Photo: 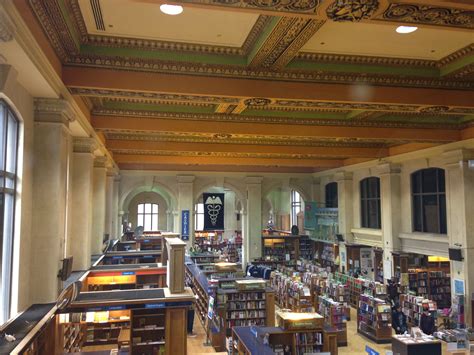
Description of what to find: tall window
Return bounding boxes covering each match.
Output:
[325,182,338,208]
[291,190,302,226]
[137,203,158,231]
[411,168,447,234]
[360,177,381,229]
[195,203,204,231]
[0,100,19,323]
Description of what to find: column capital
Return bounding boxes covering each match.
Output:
[34,98,75,124]
[0,7,15,43]
[441,149,474,167]
[177,175,195,183]
[73,137,97,154]
[94,156,108,168]
[245,176,263,185]
[375,163,401,176]
[107,166,119,177]
[334,171,353,182]
[312,177,321,184]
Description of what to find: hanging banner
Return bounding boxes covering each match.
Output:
[203,193,225,230]
[181,210,190,241]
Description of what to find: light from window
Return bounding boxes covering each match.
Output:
[195,203,204,231]
[0,100,19,323]
[137,203,158,231]
[291,190,302,226]
[360,177,381,229]
[325,182,338,208]
[411,168,446,234]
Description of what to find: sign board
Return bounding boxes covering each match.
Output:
[383,259,393,280]
[365,345,379,355]
[454,279,465,295]
[203,193,224,230]
[181,210,190,241]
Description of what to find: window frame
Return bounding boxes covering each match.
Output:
[136,203,159,231]
[360,177,381,229]
[411,168,447,234]
[0,99,20,323]
[290,190,302,227]
[194,203,204,231]
[325,182,338,208]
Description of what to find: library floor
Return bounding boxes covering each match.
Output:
[187,308,448,354]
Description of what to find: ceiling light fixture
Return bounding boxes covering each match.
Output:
[160,4,183,15]
[396,26,418,34]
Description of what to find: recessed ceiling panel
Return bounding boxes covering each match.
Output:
[301,21,473,60]
[79,0,260,47]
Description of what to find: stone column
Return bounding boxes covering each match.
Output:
[91,156,107,255]
[68,138,95,271]
[377,163,402,280]
[245,177,262,264]
[30,98,73,303]
[177,175,195,246]
[113,175,121,237]
[312,177,321,203]
[224,191,237,239]
[172,210,180,233]
[104,169,117,239]
[444,149,474,324]
[335,172,354,242]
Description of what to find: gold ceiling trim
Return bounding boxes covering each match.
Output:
[108,149,346,160]
[102,130,394,147]
[91,108,461,129]
[92,97,213,108]
[66,57,474,89]
[438,44,474,67]
[376,3,474,29]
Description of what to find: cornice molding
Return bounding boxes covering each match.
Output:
[0,5,15,42]
[92,107,462,129]
[34,98,75,124]
[73,137,97,153]
[177,175,195,183]
[65,58,474,90]
[94,155,108,168]
[438,44,474,67]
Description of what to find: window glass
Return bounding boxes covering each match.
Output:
[325,182,338,208]
[137,203,159,231]
[291,190,302,227]
[360,177,381,229]
[421,169,437,193]
[152,204,158,214]
[137,204,144,213]
[195,203,204,231]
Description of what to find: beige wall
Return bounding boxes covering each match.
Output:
[127,191,168,231]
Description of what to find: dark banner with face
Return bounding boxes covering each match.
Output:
[203,193,225,231]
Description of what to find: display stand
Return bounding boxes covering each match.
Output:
[392,335,442,355]
[357,294,392,344]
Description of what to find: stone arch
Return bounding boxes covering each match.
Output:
[120,181,178,214]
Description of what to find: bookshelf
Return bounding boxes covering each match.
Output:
[130,308,166,355]
[299,236,315,260]
[194,230,224,252]
[270,271,313,312]
[357,294,392,343]
[408,269,451,308]
[261,235,300,267]
[318,295,348,346]
[84,270,166,291]
[400,294,438,328]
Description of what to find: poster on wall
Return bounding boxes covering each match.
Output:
[203,193,225,230]
[181,210,190,241]
[360,248,374,279]
[304,202,318,230]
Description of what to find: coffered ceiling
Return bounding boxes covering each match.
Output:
[16,0,474,173]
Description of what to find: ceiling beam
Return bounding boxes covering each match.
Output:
[105,140,388,158]
[92,115,460,142]
[113,153,343,168]
[118,163,318,173]
[63,66,474,108]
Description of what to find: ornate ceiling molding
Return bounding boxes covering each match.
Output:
[326,0,379,22]
[0,7,15,42]
[249,17,325,68]
[376,3,474,29]
[438,44,474,67]
[103,130,394,147]
[65,56,474,89]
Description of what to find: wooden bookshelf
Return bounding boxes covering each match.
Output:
[318,295,348,346]
[408,269,451,308]
[400,294,438,328]
[357,294,392,344]
[130,308,166,355]
[83,269,167,291]
[261,234,301,267]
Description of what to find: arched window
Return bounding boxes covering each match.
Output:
[194,203,204,231]
[411,168,446,234]
[290,190,302,226]
[325,182,338,208]
[360,177,381,229]
[0,100,19,323]
[137,203,158,231]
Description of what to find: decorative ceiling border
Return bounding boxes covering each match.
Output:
[108,149,348,160]
[375,3,474,29]
[102,130,395,147]
[65,57,474,90]
[94,97,214,108]
[92,108,462,129]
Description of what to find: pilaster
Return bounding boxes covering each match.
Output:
[91,156,107,255]
[104,168,117,239]
[334,171,353,243]
[245,176,263,265]
[30,98,73,303]
[68,138,95,271]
